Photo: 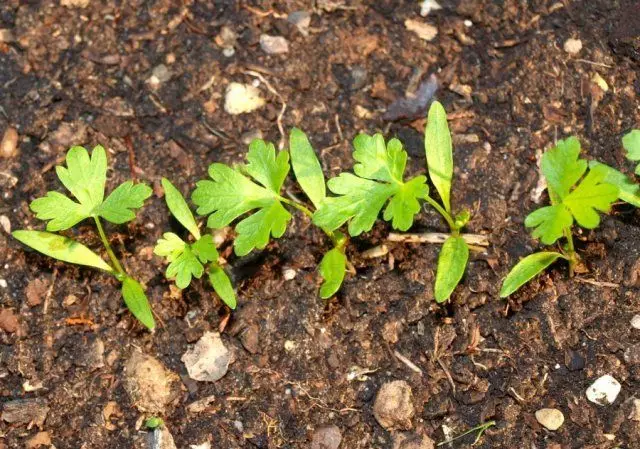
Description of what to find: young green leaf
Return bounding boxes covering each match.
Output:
[209,265,237,309]
[94,181,152,224]
[161,178,201,239]
[56,145,107,209]
[425,101,453,212]
[541,137,587,201]
[13,230,113,273]
[313,134,428,235]
[434,236,468,303]
[289,128,326,209]
[192,140,292,256]
[500,252,566,297]
[154,233,218,289]
[622,129,640,174]
[318,247,346,299]
[121,277,155,330]
[563,164,619,229]
[589,161,640,207]
[525,205,573,245]
[30,192,91,231]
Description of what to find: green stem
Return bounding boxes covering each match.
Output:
[280,197,340,246]
[424,196,457,234]
[563,227,577,277]
[94,216,126,277]
[437,420,496,447]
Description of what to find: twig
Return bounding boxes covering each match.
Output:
[573,59,613,69]
[437,358,456,394]
[393,350,423,375]
[243,70,287,149]
[574,277,619,288]
[388,232,489,247]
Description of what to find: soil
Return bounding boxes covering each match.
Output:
[1,1,639,448]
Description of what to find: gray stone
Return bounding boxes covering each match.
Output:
[311,425,342,449]
[373,380,414,430]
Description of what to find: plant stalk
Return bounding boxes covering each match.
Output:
[424,196,458,233]
[280,197,340,246]
[563,227,577,277]
[94,216,126,276]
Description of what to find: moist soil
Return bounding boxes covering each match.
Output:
[1,1,640,448]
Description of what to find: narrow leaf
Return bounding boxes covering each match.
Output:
[209,265,237,309]
[319,248,346,299]
[289,128,326,209]
[121,277,155,330]
[434,236,468,303]
[589,161,640,207]
[425,101,453,212]
[161,178,201,239]
[13,230,113,272]
[500,252,565,297]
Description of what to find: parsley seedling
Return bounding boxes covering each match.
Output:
[154,178,236,308]
[13,145,155,329]
[499,136,640,297]
[192,131,349,299]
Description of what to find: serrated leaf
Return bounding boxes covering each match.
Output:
[319,247,346,299]
[564,165,619,229]
[165,245,204,289]
[541,137,587,201]
[525,205,572,245]
[589,161,640,207]
[56,145,107,209]
[313,135,428,235]
[30,192,91,231]
[154,232,187,260]
[161,178,200,239]
[209,265,236,309]
[13,230,113,272]
[192,235,218,263]
[434,236,468,303]
[622,129,640,174]
[289,128,326,208]
[95,181,152,224]
[500,251,565,297]
[192,141,293,257]
[155,233,219,289]
[425,101,453,212]
[121,277,155,330]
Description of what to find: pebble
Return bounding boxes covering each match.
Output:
[224,83,265,115]
[1,399,49,427]
[624,343,640,365]
[420,0,442,17]
[404,19,438,41]
[310,425,342,449]
[629,398,640,421]
[0,215,9,234]
[259,34,289,54]
[240,324,260,354]
[0,279,6,289]
[149,427,177,449]
[0,308,18,333]
[283,268,297,280]
[0,127,18,158]
[148,64,172,87]
[563,38,583,54]
[0,29,15,43]
[189,443,211,449]
[60,0,89,7]
[288,11,311,36]
[181,332,231,382]
[124,351,181,413]
[631,314,640,329]
[25,431,51,449]
[373,380,415,430]
[586,374,621,406]
[393,432,435,449]
[215,26,237,50]
[535,408,565,431]
[350,66,368,90]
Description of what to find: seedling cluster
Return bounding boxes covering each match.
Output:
[12,103,640,329]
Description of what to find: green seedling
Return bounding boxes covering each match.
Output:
[13,145,155,329]
[623,129,640,175]
[192,130,349,299]
[154,178,236,309]
[499,135,640,297]
[314,101,471,302]
[144,416,164,429]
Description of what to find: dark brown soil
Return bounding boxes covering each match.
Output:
[1,1,639,448]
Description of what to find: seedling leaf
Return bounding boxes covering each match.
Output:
[500,251,565,297]
[161,178,201,239]
[289,128,326,209]
[95,181,152,224]
[313,134,428,235]
[589,161,640,207]
[319,247,346,299]
[154,233,218,289]
[541,137,586,201]
[622,129,640,174]
[525,205,572,245]
[563,165,619,229]
[13,230,113,272]
[56,145,107,209]
[209,265,237,309]
[434,236,468,302]
[121,277,155,330]
[192,140,292,256]
[425,101,453,212]
[30,192,91,231]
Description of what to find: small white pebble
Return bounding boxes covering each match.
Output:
[284,340,297,351]
[563,38,582,54]
[282,268,297,281]
[464,19,473,27]
[586,374,621,406]
[631,315,640,330]
[554,363,561,369]
[0,279,7,288]
[223,47,235,58]
[145,222,155,229]
[0,215,10,234]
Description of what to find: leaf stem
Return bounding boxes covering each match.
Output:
[437,420,496,446]
[280,197,340,246]
[424,196,457,233]
[563,227,577,277]
[94,216,126,277]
